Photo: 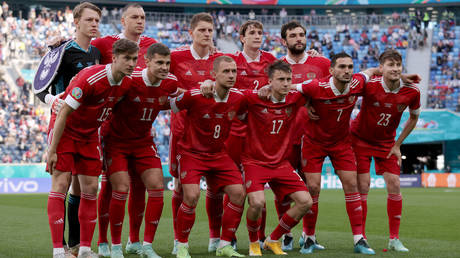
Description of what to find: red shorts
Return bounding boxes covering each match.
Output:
[243,162,308,202]
[51,132,102,177]
[225,134,245,166]
[351,135,400,175]
[301,137,356,173]
[178,153,243,192]
[169,132,182,178]
[288,143,302,171]
[104,141,162,177]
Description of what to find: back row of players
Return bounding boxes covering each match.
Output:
[38,2,420,258]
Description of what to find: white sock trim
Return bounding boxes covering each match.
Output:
[354,234,364,245]
[53,248,65,256]
[218,240,231,249]
[78,246,91,255]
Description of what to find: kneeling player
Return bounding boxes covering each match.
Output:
[47,39,138,258]
[243,61,312,256]
[351,49,420,252]
[103,43,180,258]
[170,56,246,258]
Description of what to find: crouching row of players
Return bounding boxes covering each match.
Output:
[47,38,419,258]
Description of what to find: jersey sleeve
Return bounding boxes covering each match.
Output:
[350,72,369,95]
[90,37,104,52]
[170,90,193,113]
[409,88,421,115]
[64,73,90,110]
[295,79,320,97]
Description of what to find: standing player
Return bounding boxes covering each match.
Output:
[351,49,420,252]
[104,43,179,258]
[46,39,138,258]
[279,20,330,251]
[35,2,101,256]
[170,56,246,258]
[294,53,376,254]
[243,61,312,256]
[91,4,158,256]
[168,12,225,254]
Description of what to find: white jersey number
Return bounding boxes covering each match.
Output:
[140,108,154,121]
[97,107,112,122]
[271,119,284,134]
[253,80,259,89]
[337,109,343,122]
[377,113,392,126]
[213,124,221,139]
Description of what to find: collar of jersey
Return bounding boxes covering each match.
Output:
[285,52,308,65]
[67,39,92,53]
[242,50,261,63]
[106,64,123,86]
[142,69,161,87]
[191,45,210,60]
[270,94,286,103]
[381,77,403,93]
[118,32,141,45]
[213,90,229,102]
[329,76,350,96]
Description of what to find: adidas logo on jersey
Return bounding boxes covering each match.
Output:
[76,62,83,68]
[150,220,159,225]
[146,98,155,103]
[98,98,105,103]
[261,108,268,113]
[54,218,64,225]
[133,96,141,102]
[241,71,247,76]
[373,102,380,107]
[203,114,211,119]
[185,70,192,76]
[324,100,332,104]
[215,114,224,118]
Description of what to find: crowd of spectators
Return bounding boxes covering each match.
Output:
[0,78,48,163]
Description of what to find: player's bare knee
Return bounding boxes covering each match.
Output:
[307,184,321,196]
[112,182,129,193]
[183,191,200,207]
[229,190,246,205]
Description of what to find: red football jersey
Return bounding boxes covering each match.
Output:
[351,76,421,154]
[298,74,367,146]
[106,68,179,145]
[59,64,131,141]
[281,54,330,84]
[169,45,224,135]
[281,54,331,145]
[91,34,157,68]
[229,50,277,137]
[231,50,277,90]
[242,90,305,168]
[170,88,246,160]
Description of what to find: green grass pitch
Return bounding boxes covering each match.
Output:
[0,188,459,258]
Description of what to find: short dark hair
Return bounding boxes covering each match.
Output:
[267,60,292,79]
[146,43,170,59]
[281,20,306,40]
[112,38,139,56]
[213,55,235,71]
[239,20,263,37]
[190,12,214,30]
[73,2,101,20]
[330,52,352,67]
[121,3,143,17]
[379,49,402,64]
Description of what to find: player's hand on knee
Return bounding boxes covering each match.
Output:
[199,80,215,98]
[386,145,402,166]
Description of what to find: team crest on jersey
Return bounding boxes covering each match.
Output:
[348,96,356,103]
[397,104,407,112]
[71,87,83,99]
[158,96,167,105]
[285,107,293,117]
[228,111,236,120]
[240,71,247,76]
[307,72,317,79]
[275,109,282,114]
